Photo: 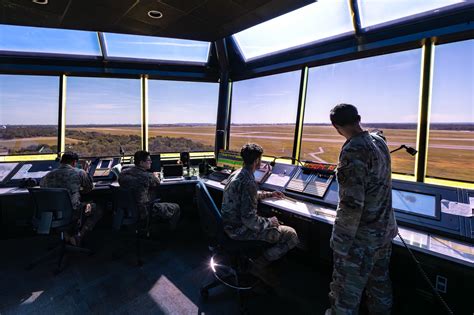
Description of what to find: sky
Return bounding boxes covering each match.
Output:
[0,3,472,126]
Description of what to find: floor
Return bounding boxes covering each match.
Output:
[0,217,331,315]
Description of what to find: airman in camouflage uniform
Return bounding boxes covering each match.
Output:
[327,104,398,315]
[221,144,299,263]
[118,150,180,230]
[40,152,103,244]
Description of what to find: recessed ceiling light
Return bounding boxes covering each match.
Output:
[32,0,48,4]
[147,10,163,19]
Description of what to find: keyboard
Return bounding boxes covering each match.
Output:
[162,176,185,182]
[206,171,230,182]
[95,180,113,186]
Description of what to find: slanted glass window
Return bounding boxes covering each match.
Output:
[0,24,101,57]
[358,0,466,30]
[301,49,422,175]
[233,0,353,61]
[148,80,219,153]
[103,33,210,64]
[0,74,59,155]
[230,71,301,158]
[427,40,474,183]
[65,77,142,157]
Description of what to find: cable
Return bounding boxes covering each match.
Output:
[397,232,454,315]
[387,146,452,314]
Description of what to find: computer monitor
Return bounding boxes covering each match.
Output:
[9,160,58,181]
[77,159,93,173]
[163,164,183,178]
[0,162,19,184]
[216,150,243,170]
[150,154,161,173]
[91,157,120,178]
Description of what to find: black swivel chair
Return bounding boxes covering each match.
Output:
[27,187,91,274]
[195,182,268,312]
[110,185,158,266]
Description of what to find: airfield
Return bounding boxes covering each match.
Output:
[1,124,472,182]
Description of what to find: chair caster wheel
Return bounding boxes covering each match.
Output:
[200,288,209,300]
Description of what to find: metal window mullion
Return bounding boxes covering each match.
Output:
[415,40,434,182]
[292,67,309,163]
[141,75,148,151]
[97,32,108,60]
[349,0,363,36]
[58,74,67,155]
[225,80,233,150]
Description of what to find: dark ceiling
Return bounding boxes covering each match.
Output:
[0,0,315,41]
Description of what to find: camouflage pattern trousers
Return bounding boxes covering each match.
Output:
[72,202,104,237]
[149,200,181,230]
[234,225,299,262]
[329,243,393,315]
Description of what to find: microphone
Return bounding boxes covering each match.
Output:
[390,145,417,156]
[269,156,304,167]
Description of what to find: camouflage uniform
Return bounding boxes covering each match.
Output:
[221,167,299,261]
[40,164,103,236]
[118,166,180,229]
[328,131,398,315]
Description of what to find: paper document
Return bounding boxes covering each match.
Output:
[441,199,473,217]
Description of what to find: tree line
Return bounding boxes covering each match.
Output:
[0,126,213,156]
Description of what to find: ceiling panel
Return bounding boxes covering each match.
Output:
[0,0,315,41]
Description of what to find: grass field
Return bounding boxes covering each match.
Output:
[1,137,82,150]
[2,125,472,182]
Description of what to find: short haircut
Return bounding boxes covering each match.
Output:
[134,150,150,166]
[240,143,263,166]
[330,103,361,126]
[60,151,79,164]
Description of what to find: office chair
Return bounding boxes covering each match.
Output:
[27,187,91,274]
[195,182,268,312]
[110,185,159,266]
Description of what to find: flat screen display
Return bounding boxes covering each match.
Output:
[0,163,18,183]
[254,169,267,183]
[11,163,51,180]
[99,159,112,169]
[265,173,291,188]
[216,150,242,170]
[77,159,92,172]
[150,154,161,173]
[303,161,337,173]
[392,189,437,218]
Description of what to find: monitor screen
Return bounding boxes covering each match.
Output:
[216,150,243,170]
[77,159,93,173]
[392,189,438,218]
[150,154,161,173]
[265,173,291,188]
[11,163,52,180]
[99,159,112,169]
[254,169,267,183]
[0,163,19,183]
